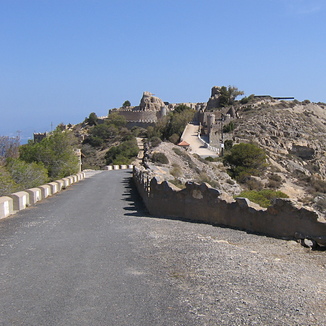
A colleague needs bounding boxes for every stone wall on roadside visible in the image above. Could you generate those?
[133,166,326,246]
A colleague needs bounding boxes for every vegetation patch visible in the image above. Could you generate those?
[223,143,267,182]
[237,189,289,208]
[105,136,139,165]
[170,164,182,177]
[149,137,161,148]
[151,152,169,164]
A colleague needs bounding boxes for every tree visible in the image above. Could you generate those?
[90,124,118,141]
[105,137,139,165]
[166,108,195,138]
[223,143,267,182]
[107,112,127,128]
[19,129,79,180]
[0,135,20,165]
[122,100,131,108]
[240,94,255,104]
[146,106,195,141]
[6,158,48,190]
[0,165,17,196]
[85,112,98,126]
[218,86,244,107]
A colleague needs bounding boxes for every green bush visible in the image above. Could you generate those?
[223,143,267,182]
[6,158,48,190]
[240,94,255,104]
[168,133,180,144]
[237,189,289,208]
[150,137,161,148]
[0,165,17,196]
[172,147,183,156]
[151,152,169,164]
[85,112,98,126]
[224,140,233,151]
[19,129,79,180]
[105,137,139,165]
[223,121,235,133]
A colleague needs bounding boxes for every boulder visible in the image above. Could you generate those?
[139,92,165,111]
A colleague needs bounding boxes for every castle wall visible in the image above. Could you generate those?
[133,166,326,246]
[116,110,158,122]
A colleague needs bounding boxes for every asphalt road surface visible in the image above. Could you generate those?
[0,170,325,325]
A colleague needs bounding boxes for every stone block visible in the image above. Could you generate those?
[26,188,42,205]
[47,182,59,195]
[67,176,74,184]
[62,178,70,188]
[39,185,51,199]
[77,173,84,180]
[0,196,13,219]
[113,165,120,170]
[120,165,127,170]
[55,180,64,191]
[9,191,30,211]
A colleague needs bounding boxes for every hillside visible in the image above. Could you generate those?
[140,98,326,217]
[68,90,326,217]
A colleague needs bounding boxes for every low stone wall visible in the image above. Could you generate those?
[133,166,326,246]
[0,172,86,219]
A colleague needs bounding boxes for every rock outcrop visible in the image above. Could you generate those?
[139,92,166,111]
[206,86,222,110]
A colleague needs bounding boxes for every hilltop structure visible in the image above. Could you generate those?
[112,86,297,155]
[110,91,205,128]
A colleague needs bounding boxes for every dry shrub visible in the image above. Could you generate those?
[267,173,283,189]
[170,164,182,177]
[244,177,263,191]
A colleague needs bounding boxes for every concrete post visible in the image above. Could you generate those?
[0,196,14,219]
[39,185,51,199]
[47,182,59,195]
[26,188,42,205]
[62,178,70,188]
[9,191,30,211]
[55,180,64,191]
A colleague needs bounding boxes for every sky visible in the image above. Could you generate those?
[1,0,326,142]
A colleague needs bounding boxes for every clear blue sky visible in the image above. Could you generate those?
[1,0,326,141]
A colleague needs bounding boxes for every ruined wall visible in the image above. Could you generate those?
[133,166,326,245]
[115,109,158,122]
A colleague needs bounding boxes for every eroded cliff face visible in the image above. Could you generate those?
[233,102,326,179]
[230,101,326,214]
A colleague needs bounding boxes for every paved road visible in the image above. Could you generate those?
[1,170,326,325]
[181,124,218,157]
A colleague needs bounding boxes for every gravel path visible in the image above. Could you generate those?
[129,203,326,325]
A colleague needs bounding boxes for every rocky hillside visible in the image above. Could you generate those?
[143,98,326,216]
[233,100,326,200]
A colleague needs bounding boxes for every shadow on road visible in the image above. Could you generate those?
[121,177,150,217]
